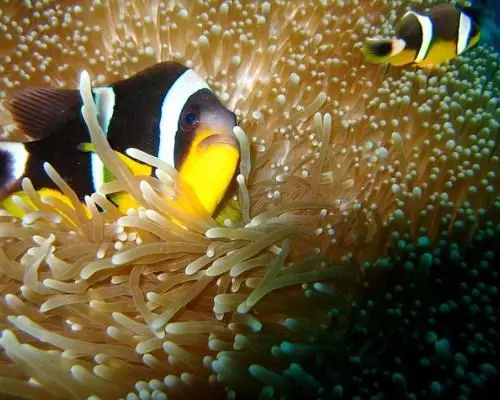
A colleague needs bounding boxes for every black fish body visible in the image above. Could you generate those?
[0,62,240,217]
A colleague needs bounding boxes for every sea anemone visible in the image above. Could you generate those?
[0,1,499,399]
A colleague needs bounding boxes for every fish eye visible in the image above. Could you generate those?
[181,108,199,132]
[185,112,197,125]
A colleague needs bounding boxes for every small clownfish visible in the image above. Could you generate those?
[362,4,481,68]
[0,62,240,219]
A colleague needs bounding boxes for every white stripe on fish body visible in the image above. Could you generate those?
[0,142,29,181]
[413,12,434,63]
[91,87,115,191]
[457,12,472,55]
[392,39,407,56]
[94,87,116,134]
[158,69,211,168]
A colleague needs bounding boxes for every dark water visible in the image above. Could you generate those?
[491,0,500,20]
[302,3,500,400]
[474,0,500,50]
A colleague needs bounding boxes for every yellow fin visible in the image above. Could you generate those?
[116,151,152,177]
[109,191,141,213]
[79,142,152,178]
[2,188,91,219]
[2,192,30,219]
[390,49,417,66]
[214,197,242,225]
[108,152,151,213]
[77,142,95,153]
[78,142,151,213]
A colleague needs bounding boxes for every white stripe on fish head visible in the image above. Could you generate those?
[413,12,434,63]
[158,69,211,168]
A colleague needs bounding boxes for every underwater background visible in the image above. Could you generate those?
[0,1,499,399]
[478,0,500,51]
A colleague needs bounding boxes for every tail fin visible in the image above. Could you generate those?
[0,142,29,199]
[362,39,404,64]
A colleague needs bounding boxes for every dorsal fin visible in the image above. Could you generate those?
[5,87,82,142]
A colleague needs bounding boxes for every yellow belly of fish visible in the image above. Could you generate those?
[416,41,458,68]
[390,49,417,66]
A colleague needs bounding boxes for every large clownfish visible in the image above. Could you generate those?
[362,4,482,68]
[0,62,240,218]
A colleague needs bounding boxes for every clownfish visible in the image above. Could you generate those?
[362,4,481,68]
[0,62,240,218]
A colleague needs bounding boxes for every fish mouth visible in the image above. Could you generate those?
[197,131,240,150]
